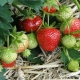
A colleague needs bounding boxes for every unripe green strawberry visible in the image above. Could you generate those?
[1,48,17,63]
[27,33,38,49]
[67,60,79,72]
[74,40,80,50]
[22,49,31,58]
[62,35,76,48]
[56,5,73,21]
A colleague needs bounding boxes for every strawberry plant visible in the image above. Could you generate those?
[0,1,80,80]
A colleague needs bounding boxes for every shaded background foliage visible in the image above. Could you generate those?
[0,0,44,47]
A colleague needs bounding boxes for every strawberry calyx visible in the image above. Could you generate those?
[43,22,56,28]
[21,8,35,20]
[12,3,35,20]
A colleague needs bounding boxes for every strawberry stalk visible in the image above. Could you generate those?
[7,36,9,48]
[47,14,50,26]
[42,13,45,25]
[12,3,27,15]
[73,0,80,11]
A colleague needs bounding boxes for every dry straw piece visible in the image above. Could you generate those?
[4,0,80,80]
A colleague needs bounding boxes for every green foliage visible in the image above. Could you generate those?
[61,48,80,66]
[0,5,13,46]
[7,0,14,4]
[0,0,14,6]
[18,0,44,12]
[27,46,44,64]
[61,49,69,65]
[0,68,7,80]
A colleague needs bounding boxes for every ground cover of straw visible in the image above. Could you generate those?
[4,47,80,80]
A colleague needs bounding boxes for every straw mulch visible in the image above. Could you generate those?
[4,1,80,80]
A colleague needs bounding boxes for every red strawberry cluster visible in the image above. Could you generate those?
[19,0,80,52]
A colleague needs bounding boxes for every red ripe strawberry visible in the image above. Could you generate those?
[43,6,57,14]
[37,28,61,51]
[1,60,16,68]
[61,18,80,38]
[21,15,42,33]
[43,0,59,14]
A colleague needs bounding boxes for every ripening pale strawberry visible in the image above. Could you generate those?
[10,31,28,53]
[37,28,61,51]
[60,18,80,38]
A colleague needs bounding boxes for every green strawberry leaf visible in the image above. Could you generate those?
[27,46,44,64]
[0,68,7,80]
[13,0,22,5]
[0,0,7,6]
[0,5,13,22]
[0,0,14,6]
[7,0,14,4]
[68,48,80,60]
[61,48,80,66]
[60,49,69,65]
[0,4,13,46]
[18,0,44,12]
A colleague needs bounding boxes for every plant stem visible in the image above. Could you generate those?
[43,13,45,25]
[73,0,80,11]
[7,36,9,47]
[12,3,26,15]
[47,14,49,26]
